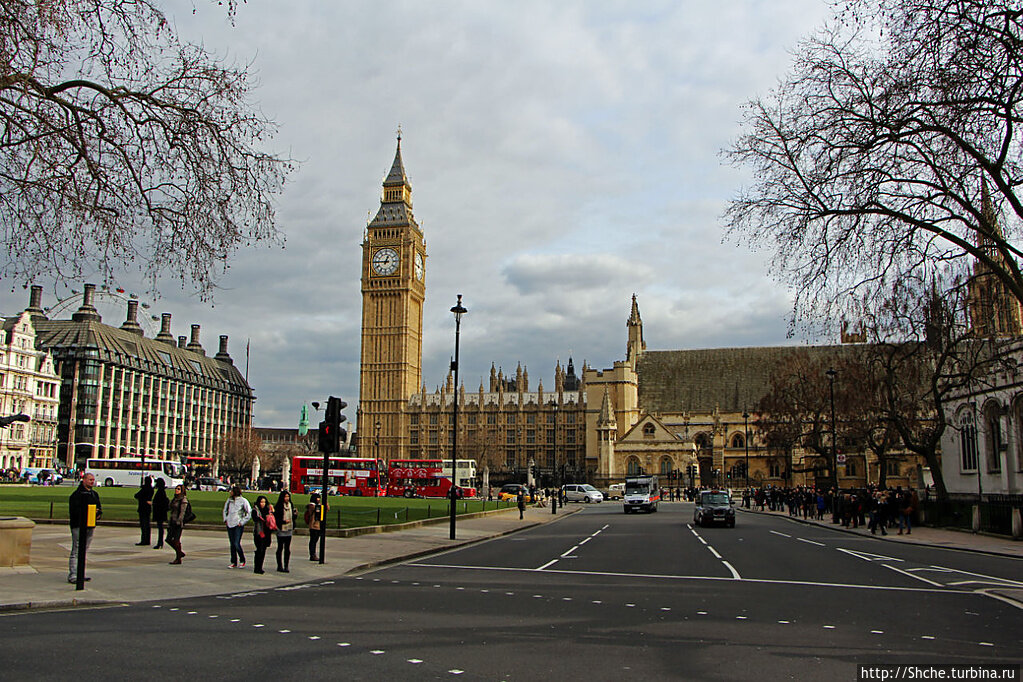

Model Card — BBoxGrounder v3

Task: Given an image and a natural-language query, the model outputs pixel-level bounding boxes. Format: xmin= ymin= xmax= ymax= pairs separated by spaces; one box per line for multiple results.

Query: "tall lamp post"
xmin=449 ymin=294 xmax=467 ymax=540
xmin=551 ymin=403 xmax=558 ymax=515
xmin=826 ymin=368 xmax=839 ymax=522
xmin=742 ymin=410 xmax=750 ymax=490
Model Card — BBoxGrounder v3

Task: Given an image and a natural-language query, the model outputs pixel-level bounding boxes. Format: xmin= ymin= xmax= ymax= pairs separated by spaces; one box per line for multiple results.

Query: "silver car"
xmin=562 ymin=483 xmax=603 ymax=503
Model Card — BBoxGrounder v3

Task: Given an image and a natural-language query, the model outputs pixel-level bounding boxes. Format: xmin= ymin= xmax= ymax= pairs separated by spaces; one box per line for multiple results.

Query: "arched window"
xmin=983 ymin=402 xmax=1002 ymax=472
xmin=959 ymin=409 xmax=978 ymax=472
xmin=626 ymin=457 xmax=642 ymax=475
xmin=659 ymin=457 xmax=673 ymax=475
xmin=768 ymin=460 xmax=781 ymax=478
xmin=730 ymin=433 xmax=745 ymax=449
xmin=643 ymin=423 xmax=656 ymax=438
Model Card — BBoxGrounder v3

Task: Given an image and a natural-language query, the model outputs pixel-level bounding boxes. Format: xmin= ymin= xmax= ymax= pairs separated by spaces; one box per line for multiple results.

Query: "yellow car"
xmin=497 ymin=483 xmax=536 ymax=503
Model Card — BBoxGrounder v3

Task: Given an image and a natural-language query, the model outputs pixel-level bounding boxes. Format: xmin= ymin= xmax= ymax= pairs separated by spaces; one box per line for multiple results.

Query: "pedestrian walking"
xmin=898 ymin=488 xmax=915 ymax=535
xmin=305 ymin=492 xmax=327 ymax=561
xmin=222 ymin=486 xmax=251 ymax=568
xmin=152 ymin=478 xmax=169 ymax=549
xmin=251 ymin=495 xmax=274 ymax=574
xmin=68 ymin=472 xmax=102 ymax=584
xmin=517 ymin=490 xmax=526 ymax=519
xmin=274 ymin=490 xmax=297 ymax=573
xmin=166 ymin=484 xmax=191 ymax=564
xmin=134 ymin=476 xmax=153 ymax=546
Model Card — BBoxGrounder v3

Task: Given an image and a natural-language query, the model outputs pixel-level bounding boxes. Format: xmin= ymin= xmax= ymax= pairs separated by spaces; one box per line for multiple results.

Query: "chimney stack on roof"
xmin=186 ymin=324 xmax=205 ymax=355
xmin=120 ymin=299 xmax=144 ymax=336
xmin=155 ymin=313 xmax=175 ymax=345
xmin=177 ymin=335 xmax=187 ymax=349
xmin=215 ymin=335 xmax=233 ymax=364
xmin=72 ymin=283 xmax=102 ymax=323
xmin=26 ymin=285 xmax=46 ymax=321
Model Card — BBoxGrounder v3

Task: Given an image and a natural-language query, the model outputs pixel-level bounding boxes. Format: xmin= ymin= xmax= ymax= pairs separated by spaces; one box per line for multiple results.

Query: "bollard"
xmin=49 ymin=501 xmax=54 ymax=519
xmin=377 ymin=507 xmax=381 ymax=525
xmin=337 ymin=509 xmax=341 ymax=529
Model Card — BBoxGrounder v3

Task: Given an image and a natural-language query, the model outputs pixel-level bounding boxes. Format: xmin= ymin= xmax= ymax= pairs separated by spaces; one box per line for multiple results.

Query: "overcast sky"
xmin=6 ymin=0 xmax=838 ymax=429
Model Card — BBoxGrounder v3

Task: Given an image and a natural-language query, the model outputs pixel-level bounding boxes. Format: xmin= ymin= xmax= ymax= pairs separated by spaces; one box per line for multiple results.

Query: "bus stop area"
xmin=0 ymin=505 xmax=575 ymax=612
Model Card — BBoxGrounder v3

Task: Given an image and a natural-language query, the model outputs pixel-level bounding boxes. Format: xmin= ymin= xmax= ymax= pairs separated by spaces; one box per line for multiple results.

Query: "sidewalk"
xmin=739 ymin=505 xmax=1023 ymax=559
xmin=0 ymin=506 xmax=575 ymax=612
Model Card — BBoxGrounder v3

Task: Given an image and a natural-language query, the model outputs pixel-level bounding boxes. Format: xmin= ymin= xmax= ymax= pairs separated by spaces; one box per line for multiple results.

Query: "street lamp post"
xmin=449 ymin=294 xmax=467 ymax=540
xmin=374 ymin=420 xmax=381 ymax=461
xmin=826 ymin=367 xmax=839 ymax=522
xmin=552 ymin=403 xmax=558 ymax=515
xmin=742 ymin=410 xmax=750 ymax=490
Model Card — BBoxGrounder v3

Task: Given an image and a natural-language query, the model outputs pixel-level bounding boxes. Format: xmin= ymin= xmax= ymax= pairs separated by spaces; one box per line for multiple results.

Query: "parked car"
xmin=606 ymin=483 xmax=625 ymax=500
xmin=195 ymin=476 xmax=230 ymax=492
xmin=20 ymin=467 xmax=63 ymax=485
xmin=562 ymin=483 xmax=603 ymax=503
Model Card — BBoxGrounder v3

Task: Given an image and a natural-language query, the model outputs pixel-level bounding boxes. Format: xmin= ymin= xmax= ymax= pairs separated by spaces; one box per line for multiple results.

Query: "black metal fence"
xmin=920 ymin=494 xmax=1021 ymax=536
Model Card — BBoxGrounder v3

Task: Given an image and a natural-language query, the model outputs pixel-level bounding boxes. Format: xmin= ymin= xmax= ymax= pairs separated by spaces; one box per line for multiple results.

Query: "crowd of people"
xmin=741 ymin=485 xmax=920 ymax=534
xmin=66 ymin=475 xmax=332 ymax=584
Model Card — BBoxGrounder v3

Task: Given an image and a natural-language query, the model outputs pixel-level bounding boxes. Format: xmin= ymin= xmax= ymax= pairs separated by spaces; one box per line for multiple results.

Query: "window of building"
xmin=410 ymin=431 xmax=418 ymax=444
xmin=429 ymin=414 xmax=438 ymax=425
xmin=768 ymin=460 xmax=782 ymax=478
xmin=643 ymin=423 xmax=655 ymax=438
xmin=959 ymin=410 xmax=978 ymax=471
xmin=507 ymin=414 xmax=516 ymax=425
xmin=410 ymin=414 xmax=419 ymax=425
xmin=468 ymin=414 xmax=476 ymax=425
xmin=506 ymin=449 xmax=516 ymax=468
xmin=526 ymin=429 xmax=535 ymax=444
xmin=506 ymin=430 xmax=515 ymax=444
xmin=487 ymin=413 xmax=496 ymax=425
xmin=846 ymin=459 xmax=857 ymax=477
xmin=660 ymin=458 xmax=672 ymax=475
xmin=984 ymin=402 xmax=1002 ymax=472
xmin=626 ymin=457 xmax=641 ymax=475
xmin=565 ymin=413 xmax=575 ymax=424
xmin=885 ymin=459 xmax=900 ymax=476
xmin=730 ymin=433 xmax=745 ymax=449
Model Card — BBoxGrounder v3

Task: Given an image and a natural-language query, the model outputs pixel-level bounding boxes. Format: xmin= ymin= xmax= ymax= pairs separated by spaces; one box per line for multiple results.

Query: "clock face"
xmin=372 ymin=248 xmax=399 ymax=276
xmin=414 ymin=252 xmax=424 ymax=281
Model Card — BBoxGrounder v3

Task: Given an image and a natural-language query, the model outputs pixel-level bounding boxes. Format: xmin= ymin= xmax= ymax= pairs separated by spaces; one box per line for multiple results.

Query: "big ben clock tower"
xmin=359 ymin=134 xmax=426 ymax=461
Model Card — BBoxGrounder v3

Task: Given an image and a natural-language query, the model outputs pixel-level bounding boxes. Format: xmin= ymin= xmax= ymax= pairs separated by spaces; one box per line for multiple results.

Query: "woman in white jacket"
xmin=222 ymin=486 xmax=251 ymax=568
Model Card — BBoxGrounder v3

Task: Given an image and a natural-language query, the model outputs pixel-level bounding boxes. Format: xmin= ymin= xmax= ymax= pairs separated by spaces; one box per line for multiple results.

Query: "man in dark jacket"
xmin=68 ymin=472 xmax=102 ymax=584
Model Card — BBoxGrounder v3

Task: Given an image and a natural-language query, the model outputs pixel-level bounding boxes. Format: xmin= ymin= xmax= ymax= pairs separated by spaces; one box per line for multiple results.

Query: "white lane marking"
xmin=562 ymin=597 xmax=572 ymax=601
xmin=601 ymin=524 xmax=609 ymax=530
xmin=823 ymin=625 xmax=836 ymax=629
xmin=480 ymin=589 xmax=489 ymax=593
xmin=979 ymin=642 xmax=994 ymax=647
xmin=561 ymin=546 xmax=579 ymax=557
xmin=697 ymin=611 xmax=708 ymax=615
xmin=407 ymin=563 xmax=956 ymax=593
xmin=253 ymin=624 xmax=264 ymax=628
xmin=409 ymin=659 xmax=423 ymax=664
xmin=593 ymin=600 xmax=603 ymax=604
xmin=707 ymin=546 xmax=722 ymax=559
xmin=696 ymin=536 xmax=708 ymax=546
xmin=169 ymin=608 xmax=179 ymax=612
xmin=930 ymin=565 xmax=1023 ymax=587
xmin=882 ymin=564 xmax=944 ymax=587
xmin=778 ymin=620 xmax=790 ymax=624
xmin=278 ymin=629 xmax=290 ymax=634
xmin=626 ymin=603 xmax=636 ymax=607
xmin=661 ymin=607 xmax=671 ymax=611
xmin=338 ymin=643 xmax=351 ymax=647
xmin=722 ymin=561 xmax=742 ymax=580
xmin=871 ymin=630 xmax=884 ymax=634
xmin=230 ymin=619 xmax=240 ymax=622
xmin=506 ymin=592 xmax=515 ymax=596
xmin=208 ymin=615 xmax=219 ymax=619
xmin=537 ymin=559 xmax=559 ymax=571
xmin=770 ymin=530 xmax=791 ymax=538
xmin=308 ymin=636 xmax=320 ymax=641
xmin=371 ymin=650 xmax=385 ymax=655
xmin=837 ymin=548 xmax=903 ymax=563
xmin=449 ymin=670 xmax=465 ymax=675
xmin=921 ymin=636 xmax=935 ymax=640
xmin=797 ymin=538 xmax=825 ymax=547
xmin=736 ymin=615 xmax=747 ymax=620
xmin=152 ymin=605 xmax=161 ymax=608
xmin=579 ymin=537 xmax=591 ymax=545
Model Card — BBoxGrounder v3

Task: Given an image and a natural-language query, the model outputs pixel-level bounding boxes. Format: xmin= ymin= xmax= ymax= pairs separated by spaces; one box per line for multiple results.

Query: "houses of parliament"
xmin=357 ymin=136 xmax=1017 ymax=489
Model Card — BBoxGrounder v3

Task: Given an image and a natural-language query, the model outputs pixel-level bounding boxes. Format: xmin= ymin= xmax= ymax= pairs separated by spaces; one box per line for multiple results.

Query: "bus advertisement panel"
xmin=85 ymin=457 xmax=187 ymax=488
xmin=387 ymin=459 xmax=478 ymax=498
xmin=291 ymin=456 xmax=385 ymax=496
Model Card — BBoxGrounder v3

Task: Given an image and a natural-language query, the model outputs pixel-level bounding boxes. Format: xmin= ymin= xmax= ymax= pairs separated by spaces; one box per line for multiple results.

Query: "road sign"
xmin=837 ymin=454 xmax=847 ymax=464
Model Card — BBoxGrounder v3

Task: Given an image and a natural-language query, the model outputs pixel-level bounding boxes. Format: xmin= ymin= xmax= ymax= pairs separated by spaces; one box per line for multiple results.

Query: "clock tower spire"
xmin=359 ymin=133 xmax=427 ymax=461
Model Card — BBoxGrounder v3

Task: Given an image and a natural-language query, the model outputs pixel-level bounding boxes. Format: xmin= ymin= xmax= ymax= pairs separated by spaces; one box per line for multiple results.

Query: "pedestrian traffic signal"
xmin=319 ymin=396 xmax=349 ymax=453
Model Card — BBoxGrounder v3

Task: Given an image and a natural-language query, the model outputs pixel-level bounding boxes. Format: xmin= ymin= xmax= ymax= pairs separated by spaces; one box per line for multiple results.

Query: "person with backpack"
xmin=152 ymin=478 xmax=169 ymax=549
xmin=222 ymin=486 xmax=251 ymax=569
xmin=305 ymin=492 xmax=328 ymax=561
xmin=274 ymin=490 xmax=298 ymax=573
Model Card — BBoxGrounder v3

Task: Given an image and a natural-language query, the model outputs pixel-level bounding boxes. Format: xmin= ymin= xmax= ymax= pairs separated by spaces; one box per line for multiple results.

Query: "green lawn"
xmin=0 ymin=485 xmax=516 ymax=529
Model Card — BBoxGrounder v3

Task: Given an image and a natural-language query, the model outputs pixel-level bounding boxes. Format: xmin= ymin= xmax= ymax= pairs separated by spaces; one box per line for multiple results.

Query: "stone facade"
xmin=0 ymin=310 xmax=60 ymax=470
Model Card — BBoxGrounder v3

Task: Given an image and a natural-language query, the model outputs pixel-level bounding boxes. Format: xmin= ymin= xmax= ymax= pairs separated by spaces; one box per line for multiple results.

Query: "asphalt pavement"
xmin=3 ymin=499 xmax=1019 ymax=613
xmin=0 ymin=504 xmax=576 ymax=611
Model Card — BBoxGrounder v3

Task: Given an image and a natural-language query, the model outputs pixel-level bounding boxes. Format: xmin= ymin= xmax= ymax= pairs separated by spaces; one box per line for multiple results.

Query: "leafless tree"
xmin=725 ymin=0 xmax=1023 ymax=326
xmin=0 ymin=1 xmax=292 ymax=298
xmin=217 ymin=428 xmax=264 ymax=479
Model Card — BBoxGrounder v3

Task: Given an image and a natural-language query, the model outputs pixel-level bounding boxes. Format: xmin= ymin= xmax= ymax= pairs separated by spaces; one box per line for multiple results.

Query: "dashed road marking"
xmin=770 ymin=530 xmax=792 ymax=538
xmin=707 ymin=546 xmax=722 ymax=559
xmin=797 ymin=538 xmax=825 ymax=547
xmin=308 ymin=636 xmax=320 ymax=640
xmin=408 ymin=659 xmax=423 ymax=664
xmin=371 ymin=650 xmax=385 ymax=655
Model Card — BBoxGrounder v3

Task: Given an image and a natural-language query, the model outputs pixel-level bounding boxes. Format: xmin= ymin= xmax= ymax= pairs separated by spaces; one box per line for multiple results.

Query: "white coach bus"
xmin=85 ymin=457 xmax=187 ymax=488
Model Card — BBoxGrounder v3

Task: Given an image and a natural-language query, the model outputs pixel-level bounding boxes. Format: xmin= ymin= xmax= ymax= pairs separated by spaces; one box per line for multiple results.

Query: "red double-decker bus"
xmin=386 ymin=459 xmax=477 ymax=499
xmin=291 ymin=456 xmax=386 ymax=496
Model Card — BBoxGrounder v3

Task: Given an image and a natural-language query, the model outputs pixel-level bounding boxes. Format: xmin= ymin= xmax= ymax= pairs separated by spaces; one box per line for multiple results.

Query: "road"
xmin=3 ymin=503 xmax=1020 ymax=680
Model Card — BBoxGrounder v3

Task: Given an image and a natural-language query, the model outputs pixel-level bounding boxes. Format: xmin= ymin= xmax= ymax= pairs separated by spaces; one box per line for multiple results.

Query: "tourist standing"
xmin=251 ymin=495 xmax=274 ymax=574
xmin=68 ymin=472 xmax=102 ymax=584
xmin=305 ymin=492 xmax=327 ymax=561
xmin=274 ymin=490 xmax=297 ymax=573
xmin=222 ymin=486 xmax=251 ymax=568
xmin=166 ymin=484 xmax=190 ymax=564
xmin=134 ymin=476 xmax=153 ymax=546
xmin=152 ymin=478 xmax=169 ymax=549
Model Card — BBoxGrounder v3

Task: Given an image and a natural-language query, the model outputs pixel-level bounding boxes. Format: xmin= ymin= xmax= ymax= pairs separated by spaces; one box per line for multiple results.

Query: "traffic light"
xmin=318 ymin=396 xmax=349 ymax=454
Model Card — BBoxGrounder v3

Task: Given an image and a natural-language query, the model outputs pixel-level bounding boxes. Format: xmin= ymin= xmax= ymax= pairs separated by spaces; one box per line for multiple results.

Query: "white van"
xmin=623 ymin=475 xmax=660 ymax=513
xmin=607 ymin=483 xmax=625 ymax=500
